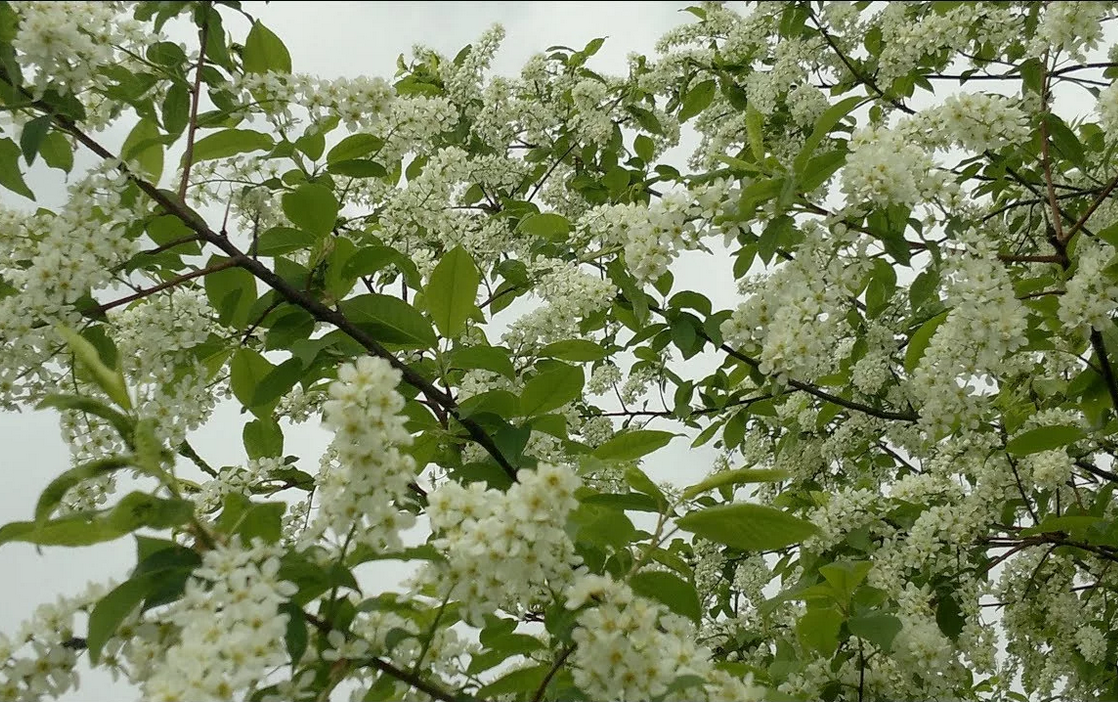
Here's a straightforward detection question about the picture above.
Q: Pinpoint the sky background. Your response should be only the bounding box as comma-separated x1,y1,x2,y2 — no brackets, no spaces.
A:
0,3,700,700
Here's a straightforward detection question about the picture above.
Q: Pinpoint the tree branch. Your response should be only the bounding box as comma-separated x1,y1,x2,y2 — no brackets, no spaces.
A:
179,3,211,201
42,107,519,481
86,259,238,315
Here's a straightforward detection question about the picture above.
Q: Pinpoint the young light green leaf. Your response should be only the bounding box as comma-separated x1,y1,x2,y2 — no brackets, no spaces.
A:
35,456,131,523
191,129,274,162
518,212,571,241
681,469,789,501
538,339,607,362
745,104,764,160
326,133,384,163
0,137,35,200
848,613,902,652
904,311,948,373
243,21,292,74
282,183,338,236
449,346,516,379
229,348,276,417
593,430,675,462
40,131,74,173
426,246,480,338
793,95,864,174
677,503,817,551
56,326,131,410
121,118,164,181
797,607,843,656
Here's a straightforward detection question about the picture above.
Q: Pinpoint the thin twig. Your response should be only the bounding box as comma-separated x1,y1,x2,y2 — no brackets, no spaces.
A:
178,4,211,201
86,259,238,315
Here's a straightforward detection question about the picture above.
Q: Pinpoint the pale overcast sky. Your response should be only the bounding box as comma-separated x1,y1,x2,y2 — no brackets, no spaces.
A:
0,3,697,700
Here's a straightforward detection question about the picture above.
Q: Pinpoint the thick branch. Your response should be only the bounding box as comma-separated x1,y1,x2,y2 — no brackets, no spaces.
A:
43,109,518,481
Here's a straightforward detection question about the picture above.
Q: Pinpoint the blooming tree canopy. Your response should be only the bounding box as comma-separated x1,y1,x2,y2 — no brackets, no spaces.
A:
4,1,1118,700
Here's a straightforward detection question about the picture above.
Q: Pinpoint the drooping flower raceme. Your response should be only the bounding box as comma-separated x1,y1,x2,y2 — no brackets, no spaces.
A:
306,356,418,551
143,538,296,702
420,463,583,625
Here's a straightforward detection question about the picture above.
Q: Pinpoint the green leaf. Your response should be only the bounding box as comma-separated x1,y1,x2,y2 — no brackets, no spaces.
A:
280,601,308,663
244,417,284,460
87,577,152,663
341,293,437,349
625,465,667,507
848,613,902,652
569,503,635,549
477,664,551,698
229,348,277,418
630,570,701,623
36,394,135,443
19,114,50,166
161,81,190,135
243,21,292,74
797,607,843,656
40,131,74,173
519,364,584,417
449,346,515,379
191,129,274,162
203,258,257,329
904,311,948,373
634,134,655,162
282,183,338,237
426,246,479,338
518,212,571,241
679,79,716,122
256,227,317,256
681,469,788,501
0,137,34,199
593,430,674,462
538,339,607,362
216,493,285,544
794,95,863,174
121,118,164,181
745,104,764,161
0,493,193,548
327,159,387,178
251,357,304,408
677,503,817,551
56,326,131,410
35,456,131,523
327,133,384,163
1006,425,1084,455
819,560,873,603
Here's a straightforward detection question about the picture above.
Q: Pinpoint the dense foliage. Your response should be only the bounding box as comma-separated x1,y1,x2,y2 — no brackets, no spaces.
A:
3,1,1118,700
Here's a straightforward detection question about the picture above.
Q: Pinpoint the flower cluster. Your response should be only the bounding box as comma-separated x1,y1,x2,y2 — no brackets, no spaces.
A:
1059,238,1118,337
911,241,1029,436
420,463,582,625
12,1,148,97
566,574,767,701
841,126,945,208
306,356,418,551
144,538,296,701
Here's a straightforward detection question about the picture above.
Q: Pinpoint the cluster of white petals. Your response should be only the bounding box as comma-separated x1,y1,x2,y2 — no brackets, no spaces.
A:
307,356,418,551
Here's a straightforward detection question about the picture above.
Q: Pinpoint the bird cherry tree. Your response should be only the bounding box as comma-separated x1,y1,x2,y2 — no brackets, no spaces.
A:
3,1,1118,700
